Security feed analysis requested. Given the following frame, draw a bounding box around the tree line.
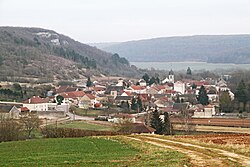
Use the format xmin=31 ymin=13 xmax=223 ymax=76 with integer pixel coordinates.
xmin=53 ymin=47 xmax=97 ymax=69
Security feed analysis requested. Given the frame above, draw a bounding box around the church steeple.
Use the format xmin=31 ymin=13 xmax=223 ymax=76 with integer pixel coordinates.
xmin=169 ymin=69 xmax=174 ymax=83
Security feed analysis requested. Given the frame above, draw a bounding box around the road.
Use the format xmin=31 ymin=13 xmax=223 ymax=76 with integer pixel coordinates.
xmin=66 ymin=111 xmax=95 ymax=121
xmin=127 ymin=134 xmax=250 ymax=167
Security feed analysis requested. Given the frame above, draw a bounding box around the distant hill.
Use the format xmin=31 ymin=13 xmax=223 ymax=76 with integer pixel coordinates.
xmin=0 ymin=27 xmax=138 ymax=82
xmin=98 ymin=35 xmax=250 ymax=64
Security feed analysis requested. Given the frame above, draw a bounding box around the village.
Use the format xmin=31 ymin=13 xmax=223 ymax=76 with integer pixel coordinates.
xmin=1 ymin=68 xmax=248 ymax=135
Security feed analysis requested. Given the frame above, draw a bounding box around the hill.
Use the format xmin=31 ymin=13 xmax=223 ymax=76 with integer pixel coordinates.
xmin=96 ymin=35 xmax=250 ymax=63
xmin=0 ymin=27 xmax=138 ymax=83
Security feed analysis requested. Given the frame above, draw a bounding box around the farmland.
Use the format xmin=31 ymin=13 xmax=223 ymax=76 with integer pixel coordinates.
xmin=54 ymin=120 xmax=114 ymax=131
xmin=0 ymin=136 xmax=189 ymax=167
xmin=127 ymin=134 xmax=250 ymax=167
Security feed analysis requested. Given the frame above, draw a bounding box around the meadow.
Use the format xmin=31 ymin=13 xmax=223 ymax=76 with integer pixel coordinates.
xmin=0 ymin=136 xmax=189 ymax=167
xmin=55 ymin=121 xmax=114 ymax=131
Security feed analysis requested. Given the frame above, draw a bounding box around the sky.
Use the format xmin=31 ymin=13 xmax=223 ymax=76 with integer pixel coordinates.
xmin=0 ymin=0 xmax=250 ymax=43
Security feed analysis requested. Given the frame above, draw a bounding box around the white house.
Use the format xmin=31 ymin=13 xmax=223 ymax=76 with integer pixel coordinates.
xmin=174 ymin=81 xmax=186 ymax=94
xmin=193 ymin=105 xmax=216 ymax=118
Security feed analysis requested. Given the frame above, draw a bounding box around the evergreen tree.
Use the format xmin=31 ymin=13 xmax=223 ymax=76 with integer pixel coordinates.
xmin=131 ymin=98 xmax=137 ymax=110
xmin=86 ymin=76 xmax=92 ymax=87
xmin=137 ymin=96 xmax=143 ymax=111
xmin=197 ymin=85 xmax=209 ymax=105
xmin=56 ymin=95 xmax=64 ymax=105
xmin=219 ymin=91 xmax=232 ymax=112
xmin=191 ymin=83 xmax=197 ymax=90
xmin=235 ymin=80 xmax=248 ymax=111
xmin=149 ymin=76 xmax=156 ymax=85
xmin=186 ymin=67 xmax=192 ymax=75
xmin=162 ymin=112 xmax=172 ymax=135
xmin=142 ymin=73 xmax=150 ymax=84
xmin=155 ymin=77 xmax=160 ymax=84
xmin=176 ymin=95 xmax=181 ymax=103
xmin=150 ymin=108 xmax=163 ymax=134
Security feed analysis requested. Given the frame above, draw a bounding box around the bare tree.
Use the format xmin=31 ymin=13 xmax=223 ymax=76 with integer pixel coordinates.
xmin=20 ymin=112 xmax=41 ymax=139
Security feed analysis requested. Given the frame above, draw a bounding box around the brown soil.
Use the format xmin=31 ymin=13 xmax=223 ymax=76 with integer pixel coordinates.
xmin=175 ymin=133 xmax=250 ymax=145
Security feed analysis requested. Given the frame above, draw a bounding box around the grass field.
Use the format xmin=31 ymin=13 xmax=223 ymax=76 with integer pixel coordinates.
xmin=0 ymin=136 xmax=189 ymax=167
xmin=71 ymin=106 xmax=105 ymax=117
xmin=56 ymin=121 xmax=114 ymax=131
xmin=0 ymin=138 xmax=137 ymax=166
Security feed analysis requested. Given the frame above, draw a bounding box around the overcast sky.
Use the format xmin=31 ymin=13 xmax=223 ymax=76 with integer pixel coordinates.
xmin=0 ymin=0 xmax=250 ymax=43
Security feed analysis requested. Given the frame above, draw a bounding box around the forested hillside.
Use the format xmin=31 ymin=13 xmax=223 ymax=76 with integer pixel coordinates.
xmin=97 ymin=35 xmax=250 ymax=63
xmin=0 ymin=27 xmax=138 ymax=83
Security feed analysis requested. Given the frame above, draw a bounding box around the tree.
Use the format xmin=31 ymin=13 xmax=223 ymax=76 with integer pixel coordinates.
xmin=20 ymin=113 xmax=41 ymax=139
xmin=142 ymin=73 xmax=150 ymax=84
xmin=13 ymin=83 xmax=22 ymax=91
xmin=162 ymin=112 xmax=172 ymax=135
xmin=197 ymin=85 xmax=209 ymax=105
xmin=149 ymin=76 xmax=156 ymax=85
xmin=219 ymin=91 xmax=232 ymax=112
xmin=56 ymin=95 xmax=64 ymax=105
xmin=150 ymin=108 xmax=163 ymax=134
xmin=186 ymin=67 xmax=192 ymax=75
xmin=0 ymin=117 xmax=22 ymax=142
xmin=137 ymin=97 xmax=143 ymax=111
xmin=115 ymin=118 xmax=134 ymax=133
xmin=131 ymin=98 xmax=137 ymax=110
xmin=191 ymin=83 xmax=197 ymax=90
xmin=86 ymin=76 xmax=92 ymax=87
xmin=235 ymin=80 xmax=248 ymax=111
xmin=176 ymin=95 xmax=181 ymax=103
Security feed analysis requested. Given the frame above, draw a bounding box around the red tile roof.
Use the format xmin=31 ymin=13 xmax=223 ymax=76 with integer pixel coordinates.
xmin=21 ymin=107 xmax=29 ymax=112
xmin=85 ymin=94 xmax=95 ymax=99
xmin=23 ymin=96 xmax=49 ymax=104
xmin=131 ymin=85 xmax=145 ymax=90
xmin=59 ymin=91 xmax=85 ymax=99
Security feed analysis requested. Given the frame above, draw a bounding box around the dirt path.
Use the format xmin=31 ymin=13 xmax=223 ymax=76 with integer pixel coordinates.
xmin=127 ymin=135 xmax=250 ymax=167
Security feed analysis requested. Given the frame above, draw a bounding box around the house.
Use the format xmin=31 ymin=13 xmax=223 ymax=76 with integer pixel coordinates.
xmin=114 ymin=96 xmax=133 ymax=105
xmin=108 ymin=114 xmax=136 ymax=123
xmin=56 ymin=86 xmax=78 ymax=94
xmin=116 ymin=78 xmax=124 ymax=86
xmin=23 ymin=96 xmax=68 ymax=113
xmin=146 ymin=87 xmax=159 ymax=95
xmin=126 ymin=85 xmax=146 ymax=94
xmin=138 ymin=79 xmax=147 ymax=86
xmin=105 ymin=86 xmax=124 ymax=98
xmin=154 ymin=97 xmax=171 ymax=108
xmin=79 ymin=94 xmax=99 ymax=109
xmin=193 ymin=104 xmax=216 ymax=118
xmin=179 ymin=94 xmax=197 ymax=104
xmin=92 ymin=86 xmax=106 ymax=95
xmin=58 ymin=91 xmax=85 ymax=104
xmin=171 ymin=103 xmax=189 ymax=114
xmin=207 ymin=87 xmax=218 ymax=103
xmin=0 ymin=105 xmax=21 ymax=119
xmin=174 ymin=81 xmax=186 ymax=94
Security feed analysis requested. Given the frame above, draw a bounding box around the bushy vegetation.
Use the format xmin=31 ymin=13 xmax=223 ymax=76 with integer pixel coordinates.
xmin=0 ymin=113 xmax=41 ymax=142
xmin=0 ymin=83 xmax=54 ymax=102
xmin=41 ymin=127 xmax=126 ymax=138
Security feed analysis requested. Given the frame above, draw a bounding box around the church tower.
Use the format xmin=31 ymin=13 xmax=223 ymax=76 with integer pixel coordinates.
xmin=169 ymin=69 xmax=174 ymax=83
